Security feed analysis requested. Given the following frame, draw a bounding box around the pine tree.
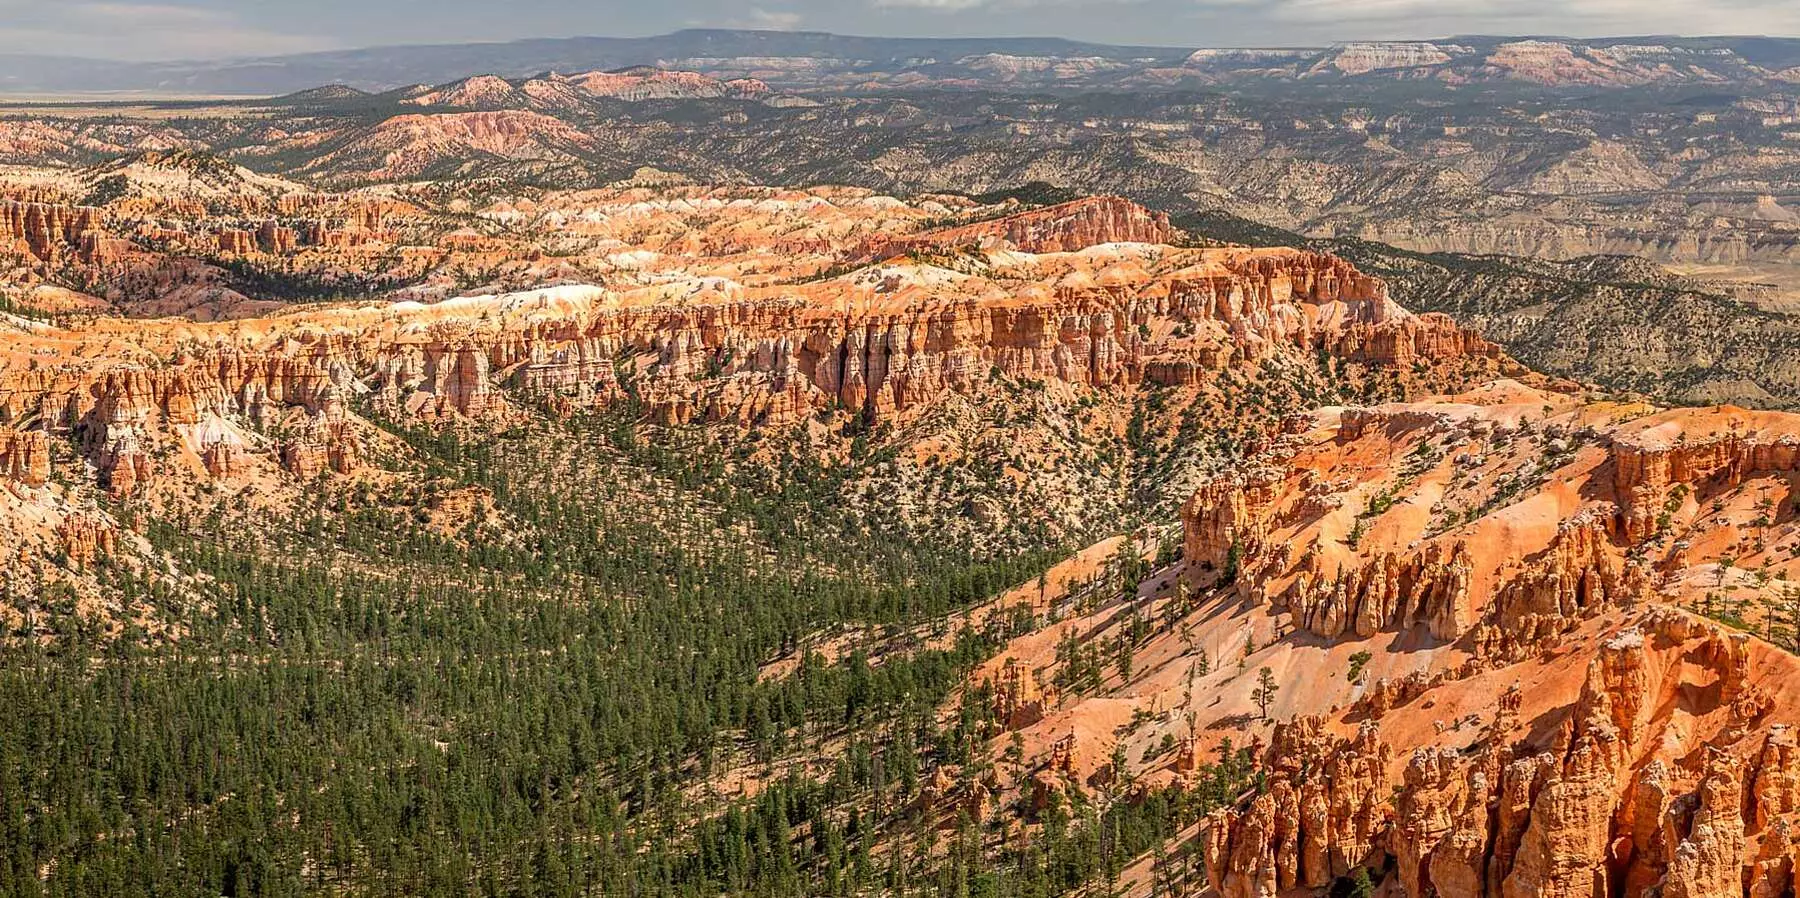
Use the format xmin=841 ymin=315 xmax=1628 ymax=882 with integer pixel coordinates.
xmin=1252 ymin=667 xmax=1279 ymax=720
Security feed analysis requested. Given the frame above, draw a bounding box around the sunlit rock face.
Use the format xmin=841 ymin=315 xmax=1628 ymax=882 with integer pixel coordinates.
xmin=1179 ymin=386 xmax=1800 ymax=898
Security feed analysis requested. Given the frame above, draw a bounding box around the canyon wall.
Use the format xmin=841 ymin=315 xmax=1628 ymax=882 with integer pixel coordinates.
xmin=1201 ymin=608 xmax=1800 ymax=898
xmin=1180 ymin=391 xmax=1800 ymax=898
xmin=883 ymin=196 xmax=1178 ymax=256
xmin=0 ymin=243 xmax=1504 ymax=497
xmin=1 ymin=200 xmax=104 ymax=262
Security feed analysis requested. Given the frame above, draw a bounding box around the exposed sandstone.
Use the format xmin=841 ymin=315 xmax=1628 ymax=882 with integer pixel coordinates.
xmin=888 ymin=196 xmax=1177 ymax=255
xmin=0 ymin=236 xmax=1504 ymax=496
xmin=987 ymin=657 xmax=1054 ymax=731
xmin=55 ymin=513 xmax=117 ymax=564
xmin=0 ymin=429 xmax=49 ymax=487
xmin=558 ymin=68 xmax=769 ymax=101
xmin=1182 ymin=396 xmax=1798 ymax=649
xmin=1177 ymin=391 xmax=1800 ymax=898
xmin=216 ymin=230 xmax=256 ymax=255
xmin=1 ymin=200 xmax=103 ymax=261
xmin=1192 ymin=604 xmax=1800 ymax=898
xmin=257 ymin=221 xmax=297 ymax=254
xmin=1614 ymin=422 xmax=1800 ymax=540
xmin=1203 ymin=719 xmax=1389 ymax=895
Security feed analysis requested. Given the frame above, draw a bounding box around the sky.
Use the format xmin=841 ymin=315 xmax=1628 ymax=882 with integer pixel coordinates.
xmin=4 ymin=0 xmax=1800 ymax=61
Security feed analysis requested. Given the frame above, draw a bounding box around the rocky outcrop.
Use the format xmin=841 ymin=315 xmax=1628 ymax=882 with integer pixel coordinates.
xmin=1202 ymin=718 xmax=1390 ymax=896
xmin=1613 ymin=423 xmax=1800 ymax=540
xmin=309 ymin=110 xmax=599 ymax=181
xmin=987 ymin=657 xmax=1055 ymax=731
xmin=1172 ymin=389 xmax=1800 ymax=897
xmin=559 ymin=68 xmax=768 ymax=101
xmin=1663 ymin=751 xmax=1749 ymax=898
xmin=0 ymin=243 xmax=1504 ymax=495
xmin=257 ymin=221 xmax=297 ymax=254
xmin=1326 ymin=311 xmax=1500 ymax=371
xmin=278 ymin=413 xmax=361 ymax=479
xmin=1483 ymin=517 xmax=1651 ymax=650
xmin=76 ymin=231 xmax=134 ymax=265
xmin=1318 ymin=42 xmax=1456 ymax=76
xmin=1287 ymin=542 xmax=1475 ymax=641
xmin=1182 ymin=468 xmax=1480 ymax=642
xmin=213 ymin=222 xmax=299 ymax=255
xmin=1200 ymin=608 xmax=1800 ymax=898
xmin=1180 ymin=397 xmax=1794 ymax=650
xmin=885 ymin=197 xmax=1177 ymax=255
xmin=1183 ymin=454 xmax=1484 ymax=641
xmin=1754 ymin=727 xmax=1800 ymax=831
xmin=1 ymin=200 xmax=104 ymax=261
xmin=274 ymin=194 xmax=401 ymax=234
xmin=55 ymin=513 xmax=117 ymax=564
xmin=545 ymin=249 xmax=1463 ymax=423
xmin=405 ymin=69 xmax=770 ymax=109
xmin=1181 ymin=465 xmax=1281 ymax=572
xmin=0 ymin=429 xmax=50 ymax=487
xmin=216 ymin=230 xmax=256 ymax=255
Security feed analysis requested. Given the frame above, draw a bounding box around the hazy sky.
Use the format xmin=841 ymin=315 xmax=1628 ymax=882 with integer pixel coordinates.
xmin=5 ymin=0 xmax=1800 ymax=60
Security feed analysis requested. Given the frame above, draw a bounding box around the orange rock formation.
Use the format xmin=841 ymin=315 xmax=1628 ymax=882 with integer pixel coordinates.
xmin=1170 ymin=389 xmax=1800 ymax=898
xmin=1 ymin=200 xmax=103 ymax=261
xmin=0 ymin=222 xmax=1504 ymax=499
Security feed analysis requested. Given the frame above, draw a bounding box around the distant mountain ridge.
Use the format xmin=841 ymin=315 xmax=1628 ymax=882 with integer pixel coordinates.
xmin=5 ymin=29 xmax=1800 ymax=96
xmin=0 ymin=29 xmax=1185 ymax=96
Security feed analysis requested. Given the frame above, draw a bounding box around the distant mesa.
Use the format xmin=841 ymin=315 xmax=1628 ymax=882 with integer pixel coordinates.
xmin=5 ymin=29 xmax=1798 ymax=96
xmin=399 ymin=68 xmax=770 ymax=110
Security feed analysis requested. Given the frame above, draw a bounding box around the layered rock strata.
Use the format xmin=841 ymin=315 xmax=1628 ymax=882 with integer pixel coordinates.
xmin=1 ymin=200 xmax=104 ymax=262
xmin=1178 ymin=389 xmax=1800 ymax=898
xmin=0 ymin=239 xmax=1504 ymax=498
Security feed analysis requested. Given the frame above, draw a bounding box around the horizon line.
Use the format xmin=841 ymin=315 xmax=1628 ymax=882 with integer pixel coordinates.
xmin=2 ymin=26 xmax=1796 ymax=67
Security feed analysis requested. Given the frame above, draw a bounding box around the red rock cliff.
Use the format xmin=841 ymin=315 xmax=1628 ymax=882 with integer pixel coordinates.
xmin=1 ymin=200 xmax=104 ymax=261
xmin=1180 ymin=391 xmax=1800 ymax=898
xmin=0 ymin=245 xmax=1505 ymax=495
xmin=892 ymin=196 xmax=1178 ymax=255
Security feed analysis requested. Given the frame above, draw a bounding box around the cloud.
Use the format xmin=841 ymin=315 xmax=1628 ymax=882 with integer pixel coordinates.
xmin=871 ymin=0 xmax=1145 ymax=10
xmin=1184 ymin=0 xmax=1800 ymax=36
xmin=0 ymin=1 xmax=338 ymax=60
xmin=872 ymin=0 xmax=991 ymax=8
xmin=698 ymin=5 xmax=805 ymax=30
xmin=745 ymin=7 xmax=805 ymax=28
xmin=4 ymin=0 xmax=1800 ymax=63
xmin=855 ymin=0 xmax=1800 ymax=44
